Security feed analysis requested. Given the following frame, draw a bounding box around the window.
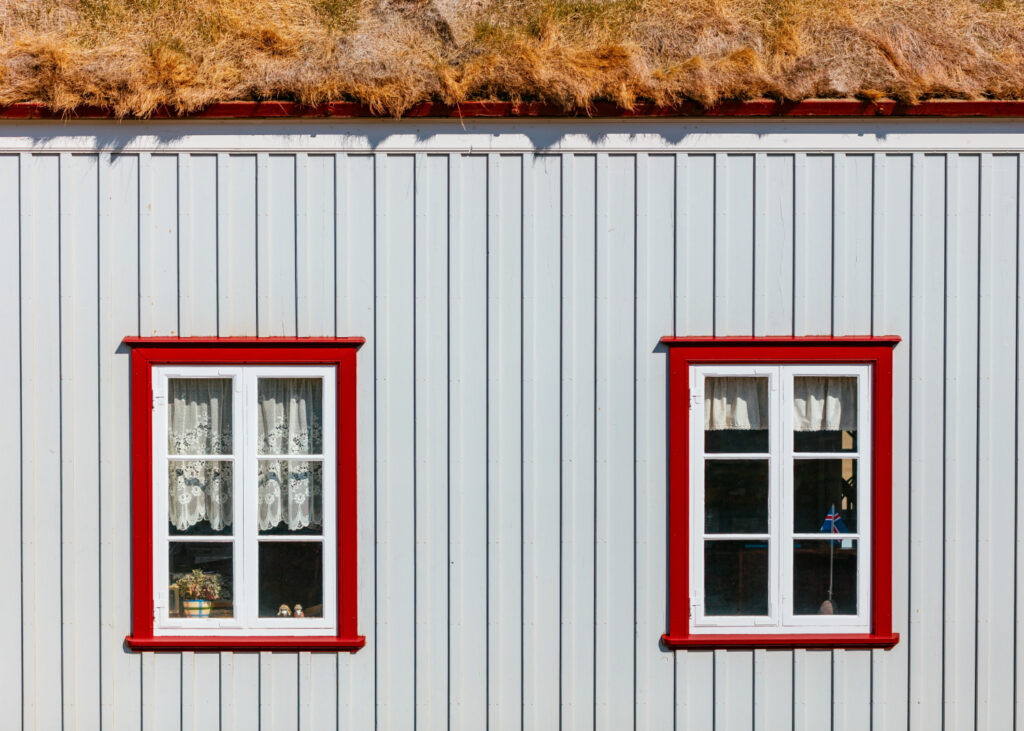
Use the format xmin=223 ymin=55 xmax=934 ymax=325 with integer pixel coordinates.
xmin=661 ymin=337 xmax=899 ymax=649
xmin=124 ymin=338 xmax=364 ymax=651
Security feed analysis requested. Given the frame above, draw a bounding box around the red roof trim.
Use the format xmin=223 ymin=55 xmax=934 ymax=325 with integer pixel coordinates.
xmin=5 ymin=99 xmax=1024 ymax=120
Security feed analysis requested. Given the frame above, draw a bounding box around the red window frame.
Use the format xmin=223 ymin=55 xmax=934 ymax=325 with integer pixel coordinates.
xmin=123 ymin=337 xmax=365 ymax=652
xmin=660 ymin=336 xmax=900 ymax=650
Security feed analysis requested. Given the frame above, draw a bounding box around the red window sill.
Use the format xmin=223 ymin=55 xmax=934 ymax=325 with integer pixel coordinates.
xmin=661 ymin=633 xmax=899 ymax=650
xmin=125 ymin=635 xmax=366 ymax=652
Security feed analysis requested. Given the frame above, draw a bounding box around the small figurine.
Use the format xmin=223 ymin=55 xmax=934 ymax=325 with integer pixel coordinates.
xmin=277 ymin=604 xmax=291 ymax=617
xmin=293 ymin=604 xmax=304 ymax=617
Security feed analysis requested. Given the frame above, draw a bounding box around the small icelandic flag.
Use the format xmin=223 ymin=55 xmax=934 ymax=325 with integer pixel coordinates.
xmin=820 ymin=504 xmax=852 ymax=548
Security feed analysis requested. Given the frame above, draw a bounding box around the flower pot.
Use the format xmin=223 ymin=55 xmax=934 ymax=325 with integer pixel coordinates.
xmin=182 ymin=599 xmax=213 ymax=618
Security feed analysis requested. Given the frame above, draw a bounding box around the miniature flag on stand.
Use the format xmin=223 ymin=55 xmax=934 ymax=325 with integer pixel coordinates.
xmin=820 ymin=504 xmax=852 ymax=548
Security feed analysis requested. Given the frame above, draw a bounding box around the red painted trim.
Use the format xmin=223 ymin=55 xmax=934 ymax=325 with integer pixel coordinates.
xmin=662 ymin=633 xmax=899 ymax=649
xmin=662 ymin=336 xmax=900 ymax=649
xmin=6 ymin=99 xmax=1024 ymax=120
xmin=125 ymin=339 xmax=365 ymax=652
xmin=125 ymin=635 xmax=366 ymax=652
xmin=122 ymin=336 xmax=365 ymax=346
xmin=131 ymin=349 xmax=155 ymax=641
xmin=661 ymin=335 xmax=902 ymax=346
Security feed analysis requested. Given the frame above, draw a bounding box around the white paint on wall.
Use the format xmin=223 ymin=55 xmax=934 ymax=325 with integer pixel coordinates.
xmin=1 ymin=119 xmax=1021 ymax=729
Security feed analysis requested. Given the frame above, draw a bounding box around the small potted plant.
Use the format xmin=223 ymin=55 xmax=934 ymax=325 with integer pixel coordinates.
xmin=175 ymin=569 xmax=222 ymax=617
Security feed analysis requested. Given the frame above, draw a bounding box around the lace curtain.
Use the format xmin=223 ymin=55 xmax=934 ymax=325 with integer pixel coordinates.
xmin=166 ymin=376 xmax=325 ymax=533
xmin=704 ymin=376 xmax=857 ymax=431
xmin=257 ymin=378 xmax=324 ymax=531
xmin=168 ymin=379 xmax=233 ymax=532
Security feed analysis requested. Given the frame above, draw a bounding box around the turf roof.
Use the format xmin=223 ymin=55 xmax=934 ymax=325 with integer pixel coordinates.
xmin=2 ymin=0 xmax=1024 ymax=117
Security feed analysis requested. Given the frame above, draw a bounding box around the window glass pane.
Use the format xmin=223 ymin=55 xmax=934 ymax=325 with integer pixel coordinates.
xmin=793 ymin=376 xmax=857 ymax=452
xmin=258 ymin=460 xmax=323 ymax=535
xmin=794 ymin=459 xmax=858 ymax=534
xmin=168 ymin=542 xmax=233 ymax=618
xmin=258 ymin=378 xmax=323 ymax=455
xmin=704 ymin=540 xmax=769 ymax=616
xmin=169 ymin=461 xmax=233 ymax=536
xmin=704 ymin=376 xmax=769 ymax=453
xmin=793 ymin=539 xmax=858 ymax=615
xmin=168 ymin=378 xmax=232 ymax=455
xmin=258 ymin=542 xmax=324 ymax=618
xmin=705 ymin=460 xmax=769 ymax=534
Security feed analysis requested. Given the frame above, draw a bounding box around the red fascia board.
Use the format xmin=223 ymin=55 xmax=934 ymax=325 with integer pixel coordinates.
xmin=125 ymin=635 xmax=366 ymax=652
xmin=6 ymin=99 xmax=1024 ymax=120
xmin=661 ymin=633 xmax=900 ymax=650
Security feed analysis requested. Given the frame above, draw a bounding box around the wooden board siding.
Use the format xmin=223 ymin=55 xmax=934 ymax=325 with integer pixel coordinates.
xmin=1 ymin=118 xmax=1021 ymax=729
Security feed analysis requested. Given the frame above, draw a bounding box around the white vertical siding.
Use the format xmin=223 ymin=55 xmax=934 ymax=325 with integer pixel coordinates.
xmin=3 ymin=121 xmax=1023 ymax=729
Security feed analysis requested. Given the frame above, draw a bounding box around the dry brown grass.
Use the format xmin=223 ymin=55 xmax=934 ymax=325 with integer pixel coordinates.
xmin=2 ymin=0 xmax=1024 ymax=116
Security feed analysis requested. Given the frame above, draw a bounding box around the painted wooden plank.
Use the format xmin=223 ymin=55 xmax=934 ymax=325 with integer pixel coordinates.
xmin=414 ymin=153 xmax=450 ymax=731
xmin=634 ymin=153 xmax=676 ymax=730
xmin=173 ymin=153 xmax=223 ymax=729
xmin=140 ymin=153 xmax=179 ymax=336
xmin=448 ymin=153 xmax=490 ymax=731
xmin=218 ymin=154 xmax=257 ymax=336
xmin=297 ymin=154 xmax=336 ymax=338
xmin=715 ymin=649 xmax=754 ymax=731
xmin=487 ymin=152 xmax=524 ymax=731
xmin=714 ymin=153 xmax=755 ymax=336
xmin=754 ymin=650 xmax=794 ymax=731
xmin=674 ymin=150 xmax=716 ymax=729
xmin=940 ymin=153 xmax=979 ymax=730
xmin=99 ymin=152 xmax=142 ymax=731
xmin=375 ymin=152 xmax=417 ymax=731
xmin=870 ymin=152 xmax=911 ymax=731
xmin=258 ymin=154 xmax=297 ymax=336
xmin=59 ymin=152 xmax=102 ymax=731
xmin=678 ymin=154 xmax=715 ymax=336
xmin=335 ymin=153 xmax=377 ymax=731
xmin=754 ymin=154 xmax=794 ymax=337
xmin=906 ymin=153 xmax=946 ymax=731
xmin=791 ymin=158 xmax=836 ymax=726
xmin=794 ymin=154 xmax=833 ymax=336
xmin=221 ymin=652 xmax=260 ymax=731
xmin=522 ymin=153 xmax=562 ymax=730
xmin=833 ymin=154 xmax=873 ymax=336
xmin=183 ymin=653 xmax=220 ymax=731
xmin=976 ymin=152 xmax=1018 ymax=729
xmin=833 ymin=649 xmax=871 ymax=731
xmin=0 ymin=154 xmax=22 ymax=728
xmin=677 ymin=650 xmax=715 ymax=730
xmin=263 ymin=652 xmax=299 ymax=731
xmin=595 ymin=153 xmax=636 ymax=730
xmin=714 ymin=153 xmax=759 ymax=725
xmin=301 ymin=653 xmax=337 ymax=731
xmin=793 ymin=650 xmax=832 ymax=731
xmin=179 ymin=154 xmax=219 ymax=337
xmin=139 ymin=152 xmax=184 ymax=730
xmin=829 ymin=153 xmax=874 ymax=728
xmin=143 ymin=652 xmax=183 ymax=731
xmin=560 ymin=152 xmax=597 ymax=731
xmin=21 ymin=152 xmax=64 ymax=731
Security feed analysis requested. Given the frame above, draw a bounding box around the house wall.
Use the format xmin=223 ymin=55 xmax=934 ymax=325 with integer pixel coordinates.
xmin=1 ymin=118 xmax=1022 ymax=729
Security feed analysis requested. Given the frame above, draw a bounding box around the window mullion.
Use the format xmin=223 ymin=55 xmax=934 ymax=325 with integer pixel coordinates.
xmin=778 ymin=366 xmax=792 ymax=627
xmin=241 ymin=369 xmax=256 ymax=630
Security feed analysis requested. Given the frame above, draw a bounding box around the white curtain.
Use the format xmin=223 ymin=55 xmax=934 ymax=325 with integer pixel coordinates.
xmin=704 ymin=375 xmax=857 ymax=432
xmin=704 ymin=377 xmax=769 ymax=430
xmin=167 ymin=379 xmax=233 ymax=532
xmin=793 ymin=376 xmax=857 ymax=432
xmin=257 ymin=378 xmax=324 ymax=531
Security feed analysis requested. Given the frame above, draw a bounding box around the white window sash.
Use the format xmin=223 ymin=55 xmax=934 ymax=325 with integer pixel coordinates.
xmin=152 ymin=365 xmax=338 ymax=637
xmin=689 ymin=363 xmax=872 ymax=635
